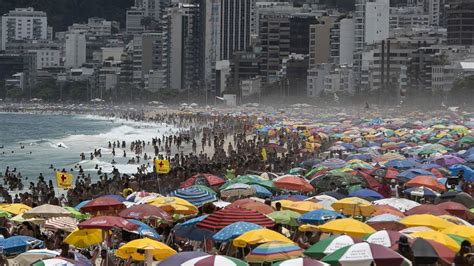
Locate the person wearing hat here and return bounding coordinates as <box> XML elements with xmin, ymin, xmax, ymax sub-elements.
<box><xmin>454</xmin><ymin>240</ymin><xmax>472</xmax><ymax>266</ymax></box>
<box><xmin>397</xmin><ymin>235</ymin><xmax>413</xmax><ymax>262</ymax></box>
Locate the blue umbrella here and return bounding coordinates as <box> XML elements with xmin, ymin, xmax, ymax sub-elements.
<box><xmin>74</xmin><ymin>200</ymin><xmax>90</xmax><ymax>210</ymax></box>
<box><xmin>419</xmin><ymin>163</ymin><xmax>443</xmax><ymax>169</ymax></box>
<box><xmin>385</xmin><ymin>159</ymin><xmax>418</xmax><ymax>169</ymax></box>
<box><xmin>251</xmin><ymin>184</ymin><xmax>273</xmax><ymax>198</ymax></box>
<box><xmin>127</xmin><ymin>219</ymin><xmax>161</xmax><ymax>239</ymax></box>
<box><xmin>169</xmin><ymin>187</ymin><xmax>217</xmax><ymax>207</ymax></box>
<box><xmin>101</xmin><ymin>194</ymin><xmax>126</xmax><ymax>202</ymax></box>
<box><xmin>0</xmin><ymin>236</ymin><xmax>44</xmax><ymax>255</ymax></box>
<box><xmin>461</xmin><ymin>147</ymin><xmax>474</xmax><ymax>158</ymax></box>
<box><xmin>272</xmin><ymin>194</ymin><xmax>308</xmax><ymax>201</ymax></box>
<box><xmin>349</xmin><ymin>188</ymin><xmax>384</xmax><ymax>200</ymax></box>
<box><xmin>397</xmin><ymin>169</ymin><xmax>435</xmax><ymax>180</ymax></box>
<box><xmin>212</xmin><ymin>222</ymin><xmax>262</xmax><ymax>242</ymax></box>
<box><xmin>466</xmin><ymin>154</ymin><xmax>474</xmax><ymax>162</ymax></box>
<box><xmin>438</xmin><ymin>178</ymin><xmax>462</xmax><ymax>192</ymax></box>
<box><xmin>298</xmin><ymin>209</ymin><xmax>345</xmax><ymax>225</ymax></box>
<box><xmin>403</xmin><ymin>186</ymin><xmax>440</xmax><ymax>198</ymax></box>
<box><xmin>174</xmin><ymin>215</ymin><xmax>214</xmax><ymax>241</ymax></box>
<box><xmin>157</xmin><ymin>251</ymin><xmax>208</xmax><ymax>266</ymax></box>
<box><xmin>449</xmin><ymin>164</ymin><xmax>474</xmax><ymax>182</ymax></box>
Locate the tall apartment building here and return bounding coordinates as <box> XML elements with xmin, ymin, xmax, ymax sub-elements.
<box><xmin>446</xmin><ymin>0</ymin><xmax>474</xmax><ymax>45</ymax></box>
<box><xmin>142</xmin><ymin>32</ymin><xmax>168</xmax><ymax>90</ymax></box>
<box><xmin>289</xmin><ymin>15</ymin><xmax>317</xmax><ymax>55</ymax></box>
<box><xmin>65</xmin><ymin>32</ymin><xmax>87</xmax><ymax>68</ymax></box>
<box><xmin>1</xmin><ymin>8</ymin><xmax>48</xmax><ymax>50</ymax></box>
<box><xmin>329</xmin><ymin>17</ymin><xmax>355</xmax><ymax>66</ymax></box>
<box><xmin>309</xmin><ymin>16</ymin><xmax>336</xmax><ymax>69</ymax></box>
<box><xmin>68</xmin><ymin>18</ymin><xmax>119</xmax><ymax>36</ymax></box>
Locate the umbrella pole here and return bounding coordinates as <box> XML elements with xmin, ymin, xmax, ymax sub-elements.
<box><xmin>145</xmin><ymin>249</ymin><xmax>153</xmax><ymax>266</ymax></box>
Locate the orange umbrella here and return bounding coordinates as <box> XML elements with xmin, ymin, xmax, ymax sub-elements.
<box><xmin>227</xmin><ymin>198</ymin><xmax>274</xmax><ymax>215</ymax></box>
<box><xmin>405</xmin><ymin>176</ymin><xmax>445</xmax><ymax>192</ymax></box>
<box><xmin>273</xmin><ymin>175</ymin><xmax>313</xmax><ymax>193</ymax></box>
<box><xmin>372</xmin><ymin>205</ymin><xmax>405</xmax><ymax>218</ymax></box>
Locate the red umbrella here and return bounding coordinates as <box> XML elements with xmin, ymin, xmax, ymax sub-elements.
<box><xmin>405</xmin><ymin>176</ymin><xmax>445</xmax><ymax>192</ymax></box>
<box><xmin>436</xmin><ymin>202</ymin><xmax>469</xmax><ymax>217</ymax></box>
<box><xmin>372</xmin><ymin>205</ymin><xmax>405</xmax><ymax>217</ymax></box>
<box><xmin>180</xmin><ymin>174</ymin><xmax>225</xmax><ymax>188</ymax></box>
<box><xmin>78</xmin><ymin>216</ymin><xmax>138</xmax><ymax>231</ymax></box>
<box><xmin>80</xmin><ymin>197</ymin><xmax>126</xmax><ymax>213</ymax></box>
<box><xmin>227</xmin><ymin>199</ymin><xmax>274</xmax><ymax>215</ymax></box>
<box><xmin>118</xmin><ymin>204</ymin><xmax>173</xmax><ymax>222</ymax></box>
<box><xmin>273</xmin><ymin>175</ymin><xmax>313</xmax><ymax>193</ymax></box>
<box><xmin>367</xmin><ymin>221</ymin><xmax>406</xmax><ymax>231</ymax></box>
<box><xmin>405</xmin><ymin>204</ymin><xmax>449</xmax><ymax>216</ymax></box>
<box><xmin>197</xmin><ymin>207</ymin><xmax>274</xmax><ymax>231</ymax></box>
<box><xmin>354</xmin><ymin>170</ymin><xmax>380</xmax><ymax>190</ymax></box>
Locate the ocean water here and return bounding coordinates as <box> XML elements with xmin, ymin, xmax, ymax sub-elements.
<box><xmin>0</xmin><ymin>113</ymin><xmax>176</xmax><ymax>186</ymax></box>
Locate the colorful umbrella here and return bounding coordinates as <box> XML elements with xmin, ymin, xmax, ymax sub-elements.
<box><xmin>233</xmin><ymin>228</ymin><xmax>294</xmax><ymax>248</ymax></box>
<box><xmin>212</xmin><ymin>222</ymin><xmax>262</xmax><ymax>242</ymax></box>
<box><xmin>304</xmin><ymin>235</ymin><xmax>362</xmax><ymax>259</ymax></box>
<box><xmin>331</xmin><ymin>197</ymin><xmax>375</xmax><ymax>216</ymax></box>
<box><xmin>0</xmin><ymin>236</ymin><xmax>44</xmax><ymax>255</ymax></box>
<box><xmin>436</xmin><ymin>201</ymin><xmax>470</xmax><ymax>217</ymax></box>
<box><xmin>298</xmin><ymin>209</ymin><xmax>345</xmax><ymax>225</ymax></box>
<box><xmin>0</xmin><ymin>203</ymin><xmax>31</xmax><ymax>215</ymax></box>
<box><xmin>147</xmin><ymin>196</ymin><xmax>198</xmax><ymax>215</ymax></box>
<box><xmin>399</xmin><ymin>214</ymin><xmax>455</xmax><ymax>230</ymax></box>
<box><xmin>273</xmin><ymin>258</ymin><xmax>329</xmax><ymax>266</ymax></box>
<box><xmin>322</xmin><ymin>158</ymin><xmax>347</xmax><ymax>169</ymax></box>
<box><xmin>169</xmin><ymin>187</ymin><xmax>218</xmax><ymax>207</ymax></box>
<box><xmin>63</xmin><ymin>206</ymin><xmax>89</xmax><ymax>220</ymax></box>
<box><xmin>431</xmin><ymin>155</ymin><xmax>466</xmax><ymax>167</ymax></box>
<box><xmin>273</xmin><ymin>200</ymin><xmax>322</xmax><ymax>214</ymax></box>
<box><xmin>405</xmin><ymin>176</ymin><xmax>445</xmax><ymax>192</ymax></box>
<box><xmin>220</xmin><ymin>183</ymin><xmax>256</xmax><ymax>198</ymax></box>
<box><xmin>246</xmin><ymin>241</ymin><xmax>303</xmax><ymax>263</ymax></box>
<box><xmin>13</xmin><ymin>249</ymin><xmax>59</xmax><ymax>265</ymax></box>
<box><xmin>397</xmin><ymin>169</ymin><xmax>435</xmax><ymax>181</ymax></box>
<box><xmin>363</xmin><ymin>230</ymin><xmax>406</xmax><ymax>247</ymax></box>
<box><xmin>317</xmin><ymin>218</ymin><xmax>376</xmax><ymax>238</ymax></box>
<box><xmin>228</xmin><ymin>198</ymin><xmax>274</xmax><ymax>214</ymax></box>
<box><xmin>411</xmin><ymin>238</ymin><xmax>455</xmax><ymax>265</ymax></box>
<box><xmin>174</xmin><ymin>215</ymin><xmax>214</xmax><ymax>241</ymax></box>
<box><xmin>321</xmin><ymin>242</ymin><xmax>408</xmax><ymax>266</ymax></box>
<box><xmin>116</xmin><ymin>237</ymin><xmax>176</xmax><ymax>261</ymax></box>
<box><xmin>22</xmin><ymin>204</ymin><xmax>72</xmax><ymax>219</ymax></box>
<box><xmin>158</xmin><ymin>251</ymin><xmax>208</xmax><ymax>266</ymax></box>
<box><xmin>181</xmin><ymin>255</ymin><xmax>248</xmax><ymax>266</ymax></box>
<box><xmin>267</xmin><ymin>210</ymin><xmax>301</xmax><ymax>226</ymax></box>
<box><xmin>441</xmin><ymin>225</ymin><xmax>474</xmax><ymax>242</ymax></box>
<box><xmin>411</xmin><ymin>231</ymin><xmax>460</xmax><ymax>252</ymax></box>
<box><xmin>384</xmin><ymin>159</ymin><xmax>417</xmax><ymax>169</ymax></box>
<box><xmin>118</xmin><ymin>204</ymin><xmax>172</xmax><ymax>222</ymax></box>
<box><xmin>348</xmin><ymin>189</ymin><xmax>384</xmax><ymax>200</ymax></box>
<box><xmin>77</xmin><ymin>216</ymin><xmax>138</xmax><ymax>231</ymax></box>
<box><xmin>405</xmin><ymin>204</ymin><xmax>448</xmax><ymax>216</ymax></box>
<box><xmin>180</xmin><ymin>173</ymin><xmax>226</xmax><ymax>188</ymax></box>
<box><xmin>252</xmin><ymin>184</ymin><xmax>273</xmax><ymax>198</ymax></box>
<box><xmin>373</xmin><ymin>198</ymin><xmax>420</xmax><ymax>212</ymax></box>
<box><xmin>128</xmin><ymin>219</ymin><xmax>161</xmax><ymax>239</ymax></box>
<box><xmin>44</xmin><ymin>216</ymin><xmax>78</xmax><ymax>232</ymax></box>
<box><xmin>197</xmin><ymin>207</ymin><xmax>274</xmax><ymax>231</ymax></box>
<box><xmin>273</xmin><ymin>175</ymin><xmax>313</xmax><ymax>192</ymax></box>
<box><xmin>79</xmin><ymin>197</ymin><xmax>126</xmax><ymax>213</ymax></box>
<box><xmin>64</xmin><ymin>229</ymin><xmax>103</xmax><ymax>248</ymax></box>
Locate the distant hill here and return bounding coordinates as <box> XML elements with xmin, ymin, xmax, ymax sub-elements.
<box><xmin>0</xmin><ymin>0</ymin><xmax>133</xmax><ymax>32</ymax></box>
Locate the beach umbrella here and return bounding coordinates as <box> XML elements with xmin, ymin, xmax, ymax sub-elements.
<box><xmin>147</xmin><ymin>196</ymin><xmax>198</xmax><ymax>215</ymax></box>
<box><xmin>272</xmin><ymin>200</ymin><xmax>322</xmax><ymax>214</ymax></box>
<box><xmin>197</xmin><ymin>207</ymin><xmax>274</xmax><ymax>231</ymax></box>
<box><xmin>348</xmin><ymin>189</ymin><xmax>384</xmax><ymax>200</ymax></box>
<box><xmin>44</xmin><ymin>216</ymin><xmax>78</xmax><ymax>232</ymax></box>
<box><xmin>116</xmin><ymin>237</ymin><xmax>176</xmax><ymax>262</ymax></box>
<box><xmin>322</xmin><ymin>158</ymin><xmax>347</xmax><ymax>169</ymax></box>
<box><xmin>441</xmin><ymin>225</ymin><xmax>474</xmax><ymax>242</ymax></box>
<box><xmin>439</xmin><ymin>214</ymin><xmax>471</xmax><ymax>226</ymax></box>
<box><xmin>321</xmin><ymin>242</ymin><xmax>408</xmax><ymax>266</ymax></box>
<box><xmin>126</xmin><ymin>191</ymin><xmax>161</xmax><ymax>203</ymax></box>
<box><xmin>317</xmin><ymin>218</ymin><xmax>376</xmax><ymax>238</ymax></box>
<box><xmin>449</xmin><ymin>164</ymin><xmax>474</xmax><ymax>182</ymax></box>
<box><xmin>32</xmin><ymin>258</ymin><xmax>76</xmax><ymax>266</ymax></box>
<box><xmin>410</xmin><ymin>238</ymin><xmax>455</xmax><ymax>265</ymax></box>
<box><xmin>403</xmin><ymin>186</ymin><xmax>440</xmax><ymax>198</ymax></box>
<box><xmin>190</xmin><ymin>185</ymin><xmax>217</xmax><ymax>195</ymax></box>
<box><xmin>157</xmin><ymin>251</ymin><xmax>208</xmax><ymax>266</ymax></box>
<box><xmin>298</xmin><ymin>209</ymin><xmax>345</xmax><ymax>225</ymax></box>
<box><xmin>118</xmin><ymin>204</ymin><xmax>172</xmax><ymax>222</ymax></box>
<box><xmin>436</xmin><ymin>201</ymin><xmax>470</xmax><ymax>217</ymax></box>
<box><xmin>384</xmin><ymin>159</ymin><xmax>417</xmax><ymax>169</ymax></box>
<box><xmin>77</xmin><ymin>216</ymin><xmax>138</xmax><ymax>231</ymax></box>
<box><xmin>367</xmin><ymin>214</ymin><xmax>401</xmax><ymax>223</ymax></box>
<box><xmin>212</xmin><ymin>222</ymin><xmax>262</xmax><ymax>242</ymax></box>
<box><xmin>251</xmin><ymin>184</ymin><xmax>273</xmax><ymax>198</ymax></box>
<box><xmin>0</xmin><ymin>236</ymin><xmax>44</xmax><ymax>255</ymax></box>
<box><xmin>174</xmin><ymin>215</ymin><xmax>214</xmax><ymax>241</ymax></box>
<box><xmin>64</xmin><ymin>228</ymin><xmax>103</xmax><ymax>248</ymax></box>
<box><xmin>405</xmin><ymin>176</ymin><xmax>445</xmax><ymax>192</ymax></box>
<box><xmin>63</xmin><ymin>206</ymin><xmax>89</xmax><ymax>220</ymax></box>
<box><xmin>233</xmin><ymin>228</ymin><xmax>294</xmax><ymax>247</ymax></box>
<box><xmin>227</xmin><ymin>198</ymin><xmax>274</xmax><ymax>214</ymax></box>
<box><xmin>273</xmin><ymin>258</ymin><xmax>329</xmax><ymax>266</ymax></box>
<box><xmin>169</xmin><ymin>187</ymin><xmax>218</xmax><ymax>207</ymax></box>
<box><xmin>79</xmin><ymin>197</ymin><xmax>126</xmax><ymax>213</ymax></box>
<box><xmin>372</xmin><ymin>205</ymin><xmax>406</xmax><ymax>218</ymax></box>
<box><xmin>331</xmin><ymin>197</ymin><xmax>375</xmax><ymax>216</ymax></box>
<box><xmin>273</xmin><ymin>175</ymin><xmax>313</xmax><ymax>192</ymax></box>
<box><xmin>13</xmin><ymin>249</ymin><xmax>59</xmax><ymax>265</ymax></box>
<box><xmin>180</xmin><ymin>173</ymin><xmax>226</xmax><ymax>188</ymax></box>
<box><xmin>74</xmin><ymin>200</ymin><xmax>90</xmax><ymax>210</ymax></box>
<box><xmin>22</xmin><ymin>204</ymin><xmax>72</xmax><ymax>219</ymax></box>
<box><xmin>102</xmin><ymin>194</ymin><xmax>127</xmax><ymax>202</ymax></box>
<box><xmin>374</xmin><ymin>198</ymin><xmax>420</xmax><ymax>212</ymax></box>
<box><xmin>399</xmin><ymin>214</ymin><xmax>455</xmax><ymax>230</ymax></box>
<box><xmin>363</xmin><ymin>230</ymin><xmax>406</xmax><ymax>247</ymax></box>
<box><xmin>397</xmin><ymin>169</ymin><xmax>435</xmax><ymax>181</ymax></box>
<box><xmin>0</xmin><ymin>203</ymin><xmax>31</xmax><ymax>215</ymax></box>
<box><xmin>399</xmin><ymin>226</ymin><xmax>433</xmax><ymax>234</ymax></box>
<box><xmin>304</xmin><ymin>235</ymin><xmax>362</xmax><ymax>259</ymax></box>
<box><xmin>181</xmin><ymin>255</ymin><xmax>248</xmax><ymax>266</ymax></box>
<box><xmin>411</xmin><ymin>231</ymin><xmax>460</xmax><ymax>252</ymax></box>
<box><xmin>405</xmin><ymin>204</ymin><xmax>448</xmax><ymax>216</ymax></box>
<box><xmin>220</xmin><ymin>183</ymin><xmax>256</xmax><ymax>198</ymax></box>
<box><xmin>0</xmin><ymin>209</ymin><xmax>11</xmax><ymax>218</ymax></box>
<box><xmin>434</xmin><ymin>191</ymin><xmax>474</xmax><ymax>209</ymax></box>
<box><xmin>128</xmin><ymin>219</ymin><xmax>161</xmax><ymax>239</ymax></box>
<box><xmin>267</xmin><ymin>210</ymin><xmax>301</xmax><ymax>226</ymax></box>
<box><xmin>272</xmin><ymin>194</ymin><xmax>308</xmax><ymax>201</ymax></box>
<box><xmin>246</xmin><ymin>241</ymin><xmax>303</xmax><ymax>263</ymax></box>
<box><xmin>431</xmin><ymin>155</ymin><xmax>466</xmax><ymax>167</ymax></box>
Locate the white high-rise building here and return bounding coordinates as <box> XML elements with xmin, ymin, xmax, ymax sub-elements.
<box><xmin>1</xmin><ymin>7</ymin><xmax>48</xmax><ymax>50</ymax></box>
<box><xmin>65</xmin><ymin>32</ymin><xmax>86</xmax><ymax>68</ymax></box>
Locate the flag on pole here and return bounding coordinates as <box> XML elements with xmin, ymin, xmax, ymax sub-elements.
<box><xmin>56</xmin><ymin>171</ymin><xmax>74</xmax><ymax>189</ymax></box>
<box><xmin>155</xmin><ymin>159</ymin><xmax>170</xmax><ymax>174</ymax></box>
<box><xmin>262</xmin><ymin>148</ymin><xmax>267</xmax><ymax>161</ymax></box>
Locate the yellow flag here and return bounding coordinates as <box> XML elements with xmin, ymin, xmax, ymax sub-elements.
<box><xmin>56</xmin><ymin>171</ymin><xmax>74</xmax><ymax>189</ymax></box>
<box><xmin>155</xmin><ymin>159</ymin><xmax>170</xmax><ymax>174</ymax></box>
<box><xmin>261</xmin><ymin>148</ymin><xmax>267</xmax><ymax>161</ymax></box>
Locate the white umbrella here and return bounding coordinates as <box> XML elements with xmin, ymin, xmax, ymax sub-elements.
<box><xmin>23</xmin><ymin>204</ymin><xmax>72</xmax><ymax>219</ymax></box>
<box><xmin>220</xmin><ymin>183</ymin><xmax>256</xmax><ymax>198</ymax></box>
<box><xmin>373</xmin><ymin>198</ymin><xmax>420</xmax><ymax>212</ymax></box>
<box><xmin>13</xmin><ymin>249</ymin><xmax>59</xmax><ymax>265</ymax></box>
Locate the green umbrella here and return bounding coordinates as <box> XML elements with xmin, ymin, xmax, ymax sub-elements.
<box><xmin>64</xmin><ymin>206</ymin><xmax>89</xmax><ymax>220</ymax></box>
<box><xmin>304</xmin><ymin>235</ymin><xmax>359</xmax><ymax>259</ymax></box>
<box><xmin>0</xmin><ymin>209</ymin><xmax>11</xmax><ymax>218</ymax></box>
<box><xmin>460</xmin><ymin>135</ymin><xmax>474</xmax><ymax>144</ymax></box>
<box><xmin>267</xmin><ymin>210</ymin><xmax>301</xmax><ymax>226</ymax></box>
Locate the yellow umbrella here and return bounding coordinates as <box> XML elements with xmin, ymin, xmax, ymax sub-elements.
<box><xmin>272</xmin><ymin>200</ymin><xmax>322</xmax><ymax>214</ymax></box>
<box><xmin>331</xmin><ymin>197</ymin><xmax>375</xmax><ymax>217</ymax></box>
<box><xmin>0</xmin><ymin>203</ymin><xmax>31</xmax><ymax>215</ymax></box>
<box><xmin>442</xmin><ymin>225</ymin><xmax>474</xmax><ymax>243</ymax></box>
<box><xmin>233</xmin><ymin>228</ymin><xmax>294</xmax><ymax>248</ymax></box>
<box><xmin>318</xmin><ymin>218</ymin><xmax>376</xmax><ymax>238</ymax></box>
<box><xmin>64</xmin><ymin>229</ymin><xmax>103</xmax><ymax>248</ymax></box>
<box><xmin>298</xmin><ymin>224</ymin><xmax>319</xmax><ymax>232</ymax></box>
<box><xmin>147</xmin><ymin>197</ymin><xmax>198</xmax><ymax>215</ymax></box>
<box><xmin>399</xmin><ymin>214</ymin><xmax>455</xmax><ymax>230</ymax></box>
<box><xmin>116</xmin><ymin>237</ymin><xmax>176</xmax><ymax>261</ymax></box>
<box><xmin>411</xmin><ymin>231</ymin><xmax>460</xmax><ymax>252</ymax></box>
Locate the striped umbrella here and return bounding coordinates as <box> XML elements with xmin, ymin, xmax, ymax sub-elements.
<box><xmin>182</xmin><ymin>255</ymin><xmax>248</xmax><ymax>266</ymax></box>
<box><xmin>169</xmin><ymin>187</ymin><xmax>217</xmax><ymax>207</ymax></box>
<box><xmin>44</xmin><ymin>217</ymin><xmax>78</xmax><ymax>232</ymax></box>
<box><xmin>273</xmin><ymin>258</ymin><xmax>329</xmax><ymax>266</ymax></box>
<box><xmin>174</xmin><ymin>215</ymin><xmax>214</xmax><ymax>241</ymax></box>
<box><xmin>197</xmin><ymin>207</ymin><xmax>274</xmax><ymax>231</ymax></box>
<box><xmin>212</xmin><ymin>222</ymin><xmax>262</xmax><ymax>242</ymax></box>
<box><xmin>246</xmin><ymin>241</ymin><xmax>303</xmax><ymax>263</ymax></box>
<box><xmin>304</xmin><ymin>235</ymin><xmax>362</xmax><ymax>259</ymax></box>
